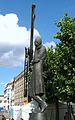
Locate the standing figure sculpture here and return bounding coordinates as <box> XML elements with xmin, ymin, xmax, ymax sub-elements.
<box><xmin>29</xmin><ymin>36</ymin><xmax>47</xmax><ymax>112</ymax></box>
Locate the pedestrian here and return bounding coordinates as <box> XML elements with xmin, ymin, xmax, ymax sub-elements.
<box><xmin>2</xmin><ymin>115</ymin><xmax>6</xmax><ymax>120</ymax></box>
<box><xmin>64</xmin><ymin>112</ymin><xmax>68</xmax><ymax>120</ymax></box>
<box><xmin>73</xmin><ymin>113</ymin><xmax>75</xmax><ymax>120</ymax></box>
<box><xmin>71</xmin><ymin>113</ymin><xmax>74</xmax><ymax>120</ymax></box>
<box><xmin>20</xmin><ymin>118</ymin><xmax>23</xmax><ymax>120</ymax></box>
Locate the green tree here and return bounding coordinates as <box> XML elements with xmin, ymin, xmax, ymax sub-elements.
<box><xmin>43</xmin><ymin>14</ymin><xmax>75</xmax><ymax>120</ymax></box>
<box><xmin>54</xmin><ymin>13</ymin><xmax>75</xmax><ymax>103</ymax></box>
<box><xmin>43</xmin><ymin>46</ymin><xmax>55</xmax><ymax>103</ymax></box>
<box><xmin>43</xmin><ymin>46</ymin><xmax>60</xmax><ymax>120</ymax></box>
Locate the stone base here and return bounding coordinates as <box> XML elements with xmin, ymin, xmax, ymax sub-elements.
<box><xmin>29</xmin><ymin>112</ymin><xmax>47</xmax><ymax>120</ymax></box>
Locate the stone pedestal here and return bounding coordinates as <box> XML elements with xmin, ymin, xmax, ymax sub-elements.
<box><xmin>29</xmin><ymin>112</ymin><xmax>47</xmax><ymax>120</ymax></box>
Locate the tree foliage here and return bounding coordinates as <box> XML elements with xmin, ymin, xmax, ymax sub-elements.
<box><xmin>54</xmin><ymin>14</ymin><xmax>75</xmax><ymax>102</ymax></box>
<box><xmin>44</xmin><ymin>14</ymin><xmax>75</xmax><ymax>103</ymax></box>
<box><xmin>43</xmin><ymin>46</ymin><xmax>59</xmax><ymax>103</ymax></box>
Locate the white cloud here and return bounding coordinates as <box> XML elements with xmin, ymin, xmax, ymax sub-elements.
<box><xmin>0</xmin><ymin>13</ymin><xmax>56</xmax><ymax>67</ymax></box>
<box><xmin>0</xmin><ymin>81</ymin><xmax>6</xmax><ymax>87</ymax></box>
<box><xmin>44</xmin><ymin>41</ymin><xmax>56</xmax><ymax>48</ymax></box>
<box><xmin>0</xmin><ymin>13</ymin><xmax>40</xmax><ymax>67</ymax></box>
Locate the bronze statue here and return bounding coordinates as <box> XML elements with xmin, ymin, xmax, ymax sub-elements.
<box><xmin>29</xmin><ymin>36</ymin><xmax>47</xmax><ymax>112</ymax></box>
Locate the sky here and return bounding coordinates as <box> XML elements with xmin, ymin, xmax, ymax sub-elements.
<box><xmin>0</xmin><ymin>0</ymin><xmax>75</xmax><ymax>94</ymax></box>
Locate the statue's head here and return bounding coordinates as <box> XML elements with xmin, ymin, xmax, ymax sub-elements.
<box><xmin>34</xmin><ymin>36</ymin><xmax>42</xmax><ymax>48</ymax></box>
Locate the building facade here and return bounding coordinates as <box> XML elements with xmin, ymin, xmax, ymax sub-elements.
<box><xmin>4</xmin><ymin>70</ymin><xmax>28</xmax><ymax>109</ymax></box>
<box><xmin>14</xmin><ymin>71</ymin><xmax>28</xmax><ymax>106</ymax></box>
<box><xmin>4</xmin><ymin>80</ymin><xmax>14</xmax><ymax>110</ymax></box>
<box><xmin>0</xmin><ymin>95</ymin><xmax>4</xmax><ymax>110</ymax></box>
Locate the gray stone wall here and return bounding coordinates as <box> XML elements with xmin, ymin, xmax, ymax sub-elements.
<box><xmin>45</xmin><ymin>103</ymin><xmax>67</xmax><ymax>120</ymax></box>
